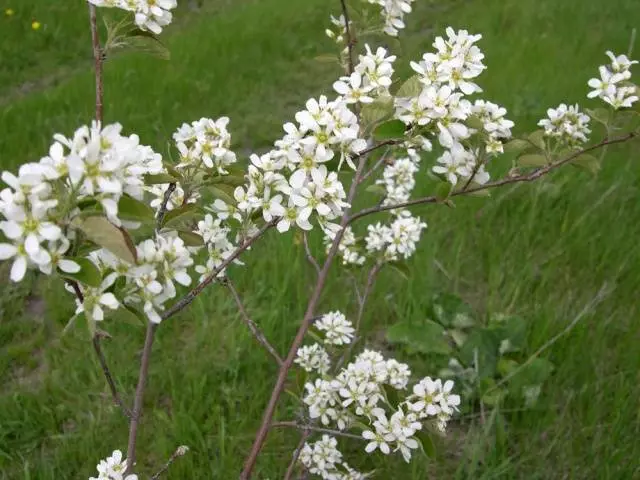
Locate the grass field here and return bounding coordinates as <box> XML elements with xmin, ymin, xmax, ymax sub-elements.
<box><xmin>1</xmin><ymin>0</ymin><xmax>640</xmax><ymax>478</ymax></box>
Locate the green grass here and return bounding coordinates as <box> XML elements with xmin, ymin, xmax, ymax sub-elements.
<box><xmin>1</xmin><ymin>0</ymin><xmax>640</xmax><ymax>478</ymax></box>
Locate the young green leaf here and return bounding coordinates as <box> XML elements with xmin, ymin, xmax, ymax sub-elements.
<box><xmin>373</xmin><ymin>119</ymin><xmax>406</xmax><ymax>141</ymax></box>
<box><xmin>517</xmin><ymin>153</ymin><xmax>548</xmax><ymax>168</ymax></box>
<box><xmin>395</xmin><ymin>75</ymin><xmax>422</xmax><ymax>98</ymax></box>
<box><xmin>177</xmin><ymin>230</ymin><xmax>205</xmax><ymax>247</ymax></box>
<box><xmin>75</xmin><ymin>216</ymin><xmax>137</xmax><ymax>264</ymax></box>
<box><xmin>163</xmin><ymin>204</ymin><xmax>202</xmax><ymax>229</ymax></box>
<box><xmin>144</xmin><ymin>173</ymin><xmax>179</xmax><ymax>185</ymax></box>
<box><xmin>60</xmin><ymin>258</ymin><xmax>102</xmax><ymax>288</ymax></box>
<box><xmin>118</xmin><ymin>194</ymin><xmax>155</xmax><ymax>223</ymax></box>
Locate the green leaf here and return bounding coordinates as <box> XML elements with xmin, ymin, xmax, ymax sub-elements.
<box><xmin>527</xmin><ymin>130</ymin><xmax>546</xmax><ymax>150</ymax></box>
<box><xmin>113</xmin><ymin>304</ymin><xmax>147</xmax><ymax>327</ymax></box>
<box><xmin>449</xmin><ymin>328</ymin><xmax>468</xmax><ymax>348</ymax></box>
<box><xmin>517</xmin><ymin>153</ymin><xmax>548</xmax><ymax>168</ymax></box>
<box><xmin>386</xmin><ymin>319</ymin><xmax>452</xmax><ymax>355</ymax></box>
<box><xmin>452</xmin><ymin>312</ymin><xmax>476</xmax><ymax>329</ymax></box>
<box><xmin>75</xmin><ymin>216</ymin><xmax>137</xmax><ymax>264</ymax></box>
<box><xmin>418</xmin><ymin>433</ymin><xmax>437</xmax><ymax>459</ymax></box>
<box><xmin>586</xmin><ymin>108</ymin><xmax>611</xmax><ymax>125</ymax></box>
<box><xmin>360</xmin><ymin>95</ymin><xmax>394</xmax><ymax>133</ymax></box>
<box><xmin>206</xmin><ymin>175</ymin><xmax>246</xmax><ymax>187</ymax></box>
<box><xmin>118</xmin><ymin>194</ymin><xmax>155</xmax><ymax>223</ymax></box>
<box><xmin>571</xmin><ymin>153</ymin><xmax>600</xmax><ymax>175</ymax></box>
<box><xmin>508</xmin><ymin>357</ymin><xmax>554</xmax><ymax>392</ymax></box>
<box><xmin>373</xmin><ymin>119</ymin><xmax>406</xmax><ymax>141</ymax></box>
<box><xmin>387</xmin><ymin>261</ymin><xmax>410</xmax><ymax>280</ymax></box>
<box><xmin>503</xmin><ymin>138</ymin><xmax>532</xmax><ymax>154</ymax></box>
<box><xmin>123</xmin><ymin>28</ymin><xmax>170</xmax><ymax>60</ymax></box>
<box><xmin>459</xmin><ymin>328</ymin><xmax>500</xmax><ymax>378</ymax></box>
<box><xmin>162</xmin><ymin>204</ymin><xmax>201</xmax><ymax>229</ymax></box>
<box><xmin>488</xmin><ymin>313</ymin><xmax>527</xmax><ymax>352</ymax></box>
<box><xmin>177</xmin><ymin>230</ymin><xmax>205</xmax><ymax>247</ymax></box>
<box><xmin>144</xmin><ymin>173</ymin><xmax>178</xmax><ymax>185</ymax></box>
<box><xmin>60</xmin><ymin>258</ymin><xmax>102</xmax><ymax>288</ymax></box>
<box><xmin>365</xmin><ymin>184</ymin><xmax>388</xmax><ymax>196</ymax></box>
<box><xmin>435</xmin><ymin>182</ymin><xmax>453</xmax><ymax>201</ymax></box>
<box><xmin>210</xmin><ymin>185</ymin><xmax>236</xmax><ymax>205</ymax></box>
<box><xmin>396</xmin><ymin>75</ymin><xmax>422</xmax><ymax>98</ymax></box>
<box><xmin>314</xmin><ymin>54</ymin><xmax>339</xmax><ymax>64</ymax></box>
<box><xmin>466</xmin><ymin>114</ymin><xmax>485</xmax><ymax>130</ymax></box>
<box><xmin>497</xmin><ymin>358</ymin><xmax>519</xmax><ymax>377</ymax></box>
<box><xmin>430</xmin><ymin>292</ymin><xmax>472</xmax><ymax>328</ymax></box>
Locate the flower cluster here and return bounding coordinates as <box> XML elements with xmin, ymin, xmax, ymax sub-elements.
<box><xmin>471</xmin><ymin>100</ymin><xmax>515</xmax><ymax>154</ymax></box>
<box><xmin>316</xmin><ymin>311</ymin><xmax>356</xmax><ymax>345</ymax></box>
<box><xmin>299</xmin><ymin>435</ymin><xmax>369</xmax><ymax>480</ymax></box>
<box><xmin>89</xmin><ymin>449</ymin><xmax>137</xmax><ymax>480</ymax></box>
<box><xmin>76</xmin><ymin>233</ymin><xmax>195</xmax><ymax>324</ymax></box>
<box><xmin>364</xmin><ymin>0</ymin><xmax>415</xmax><ymax>37</ymax></box>
<box><xmin>396</xmin><ymin>28</ymin><xmax>514</xmax><ymax>187</ymax></box>
<box><xmin>334</xmin><ymin>45</ymin><xmax>397</xmax><ymax>103</ymax></box>
<box><xmin>301</xmin><ymin>348</ymin><xmax>459</xmax><ymax>467</ymax></box>
<box><xmin>0</xmin><ymin>122</ymin><xmax>162</xmax><ymax>283</ymax></box>
<box><xmin>365</xmin><ymin>213</ymin><xmax>427</xmax><ymax>261</ymax></box>
<box><xmin>89</xmin><ymin>0</ymin><xmax>177</xmax><ymax>34</ymax></box>
<box><xmin>295</xmin><ymin>343</ymin><xmax>332</xmax><ymax>374</ymax></box>
<box><xmin>538</xmin><ymin>103</ymin><xmax>591</xmax><ymax>146</ymax></box>
<box><xmin>376</xmin><ymin>150</ymin><xmax>420</xmax><ymax>208</ymax></box>
<box><xmin>325</xmin><ymin>15</ymin><xmax>349</xmax><ymax>45</ymax></box>
<box><xmin>324</xmin><ymin>226</ymin><xmax>365</xmax><ymax>266</ymax></box>
<box><xmin>173</xmin><ymin>117</ymin><xmax>237</xmax><ymax>174</ymax></box>
<box><xmin>588</xmin><ymin>51</ymin><xmax>638</xmax><ymax>109</ymax></box>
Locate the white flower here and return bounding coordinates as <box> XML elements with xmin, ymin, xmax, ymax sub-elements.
<box><xmin>334</xmin><ymin>72</ymin><xmax>375</xmax><ymax>104</ymax></box>
<box><xmin>316</xmin><ymin>311</ymin><xmax>355</xmax><ymax>345</ymax></box>
<box><xmin>90</xmin><ymin>448</ymin><xmax>137</xmax><ymax>480</ymax></box>
<box><xmin>75</xmin><ymin>273</ymin><xmax>120</xmax><ymax>322</ymax></box>
<box><xmin>295</xmin><ymin>343</ymin><xmax>331</xmax><ymax>374</ymax></box>
<box><xmin>538</xmin><ymin>103</ymin><xmax>591</xmax><ymax>145</ymax></box>
<box><xmin>587</xmin><ymin>52</ymin><xmax>638</xmax><ymax>109</ymax></box>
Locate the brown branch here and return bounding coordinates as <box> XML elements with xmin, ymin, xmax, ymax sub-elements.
<box><xmin>155</xmin><ymin>182</ymin><xmax>176</xmax><ymax>230</ymax></box>
<box><xmin>93</xmin><ymin>332</ymin><xmax>132</xmax><ymax>418</ymax></box>
<box><xmin>273</xmin><ymin>421</ymin><xmax>364</xmax><ymax>441</ymax></box>
<box><xmin>161</xmin><ymin>221</ymin><xmax>275</xmax><ymax>320</ymax></box>
<box><xmin>302</xmin><ymin>232</ymin><xmax>321</xmax><ymax>276</ymax></box>
<box><xmin>126</xmin><ymin>321</ymin><xmax>157</xmax><ymax>474</ymax></box>
<box><xmin>150</xmin><ymin>445</ymin><xmax>190</xmax><ymax>480</ymax></box>
<box><xmin>348</xmin><ymin>132</ymin><xmax>637</xmax><ymax>225</ymax></box>
<box><xmin>88</xmin><ymin>3</ymin><xmax>103</xmax><ymax>123</ymax></box>
<box><xmin>240</xmin><ymin>128</ymin><xmax>372</xmax><ymax>479</ymax></box>
<box><xmin>283</xmin><ymin>428</ymin><xmax>311</xmax><ymax>480</ymax></box>
<box><xmin>339</xmin><ymin>0</ymin><xmax>355</xmax><ymax>74</ymax></box>
<box><xmin>224</xmin><ymin>278</ymin><xmax>283</xmax><ymax>366</ymax></box>
<box><xmin>358</xmin><ymin>148</ymin><xmax>391</xmax><ymax>184</ymax></box>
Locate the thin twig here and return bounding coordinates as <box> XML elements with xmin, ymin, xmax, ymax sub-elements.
<box><xmin>162</xmin><ymin>221</ymin><xmax>275</xmax><ymax>320</ymax></box>
<box><xmin>273</xmin><ymin>421</ymin><xmax>364</xmax><ymax>441</ymax></box>
<box><xmin>302</xmin><ymin>232</ymin><xmax>321</xmax><ymax>276</ymax></box>
<box><xmin>486</xmin><ymin>283</ymin><xmax>613</xmax><ymax>395</ymax></box>
<box><xmin>224</xmin><ymin>278</ymin><xmax>283</xmax><ymax>366</ymax></box>
<box><xmin>339</xmin><ymin>0</ymin><xmax>355</xmax><ymax>74</ymax></box>
<box><xmin>125</xmin><ymin>322</ymin><xmax>157</xmax><ymax>474</ymax></box>
<box><xmin>150</xmin><ymin>445</ymin><xmax>190</xmax><ymax>480</ymax></box>
<box><xmin>155</xmin><ymin>182</ymin><xmax>177</xmax><ymax>231</ymax></box>
<box><xmin>348</xmin><ymin>132</ymin><xmax>637</xmax><ymax>225</ymax></box>
<box><xmin>240</xmin><ymin>105</ymin><xmax>373</xmax><ymax>479</ymax></box>
<box><xmin>283</xmin><ymin>428</ymin><xmax>311</xmax><ymax>480</ymax></box>
<box><xmin>358</xmin><ymin>148</ymin><xmax>391</xmax><ymax>185</ymax></box>
<box><xmin>93</xmin><ymin>332</ymin><xmax>132</xmax><ymax>418</ymax></box>
<box><xmin>88</xmin><ymin>3</ymin><xmax>103</xmax><ymax>123</ymax></box>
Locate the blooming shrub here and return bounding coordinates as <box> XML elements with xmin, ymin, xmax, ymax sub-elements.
<box><xmin>1</xmin><ymin>0</ymin><xmax>637</xmax><ymax>478</ymax></box>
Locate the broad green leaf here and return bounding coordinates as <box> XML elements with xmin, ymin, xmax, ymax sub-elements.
<box><xmin>123</xmin><ymin>29</ymin><xmax>170</xmax><ymax>60</ymax></box>
<box><xmin>497</xmin><ymin>358</ymin><xmax>519</xmax><ymax>377</ymax></box>
<box><xmin>76</xmin><ymin>216</ymin><xmax>137</xmax><ymax>264</ymax></box>
<box><xmin>386</xmin><ymin>319</ymin><xmax>452</xmax><ymax>355</ymax></box>
<box><xmin>206</xmin><ymin>175</ymin><xmax>246</xmax><ymax>187</ymax></box>
<box><xmin>113</xmin><ymin>304</ymin><xmax>147</xmax><ymax>327</ymax></box>
<box><xmin>365</xmin><ymin>184</ymin><xmax>388</xmax><ymax>196</ymax></box>
<box><xmin>314</xmin><ymin>54</ymin><xmax>339</xmax><ymax>64</ymax></box>
<box><xmin>118</xmin><ymin>194</ymin><xmax>155</xmax><ymax>223</ymax></box>
<box><xmin>449</xmin><ymin>328</ymin><xmax>467</xmax><ymax>348</ymax></box>
<box><xmin>162</xmin><ymin>204</ymin><xmax>202</xmax><ymax>229</ymax></box>
<box><xmin>418</xmin><ymin>433</ymin><xmax>437</xmax><ymax>459</ymax></box>
<box><xmin>177</xmin><ymin>230</ymin><xmax>205</xmax><ymax>247</ymax></box>
<box><xmin>586</xmin><ymin>107</ymin><xmax>611</xmax><ymax>125</ymax></box>
<box><xmin>144</xmin><ymin>173</ymin><xmax>178</xmax><ymax>185</ymax></box>
<box><xmin>527</xmin><ymin>130</ymin><xmax>546</xmax><ymax>150</ymax></box>
<box><xmin>508</xmin><ymin>357</ymin><xmax>554</xmax><ymax>392</ymax></box>
<box><xmin>503</xmin><ymin>138</ymin><xmax>532</xmax><ymax>154</ymax></box>
<box><xmin>480</xmin><ymin>377</ymin><xmax>507</xmax><ymax>406</ymax></box>
<box><xmin>360</xmin><ymin>95</ymin><xmax>394</xmax><ymax>133</ymax></box>
<box><xmin>430</xmin><ymin>292</ymin><xmax>472</xmax><ymax>328</ymax></box>
<box><xmin>452</xmin><ymin>312</ymin><xmax>476</xmax><ymax>329</ymax></box>
<box><xmin>373</xmin><ymin>119</ymin><xmax>406</xmax><ymax>140</ymax></box>
<box><xmin>571</xmin><ymin>153</ymin><xmax>600</xmax><ymax>175</ymax></box>
<box><xmin>210</xmin><ymin>185</ymin><xmax>236</xmax><ymax>205</ymax></box>
<box><xmin>466</xmin><ymin>114</ymin><xmax>484</xmax><ymax>130</ymax></box>
<box><xmin>488</xmin><ymin>314</ymin><xmax>526</xmax><ymax>352</ymax></box>
<box><xmin>459</xmin><ymin>328</ymin><xmax>500</xmax><ymax>378</ymax></box>
<box><xmin>435</xmin><ymin>182</ymin><xmax>453</xmax><ymax>201</ymax></box>
<box><xmin>517</xmin><ymin>153</ymin><xmax>548</xmax><ymax>168</ymax></box>
<box><xmin>60</xmin><ymin>258</ymin><xmax>102</xmax><ymax>288</ymax></box>
<box><xmin>396</xmin><ymin>75</ymin><xmax>422</xmax><ymax>98</ymax></box>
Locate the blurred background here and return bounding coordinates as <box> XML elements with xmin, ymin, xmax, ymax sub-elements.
<box><xmin>1</xmin><ymin>0</ymin><xmax>639</xmax><ymax>478</ymax></box>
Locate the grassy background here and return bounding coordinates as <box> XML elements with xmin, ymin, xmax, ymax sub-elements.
<box><xmin>1</xmin><ymin>0</ymin><xmax>640</xmax><ymax>478</ymax></box>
